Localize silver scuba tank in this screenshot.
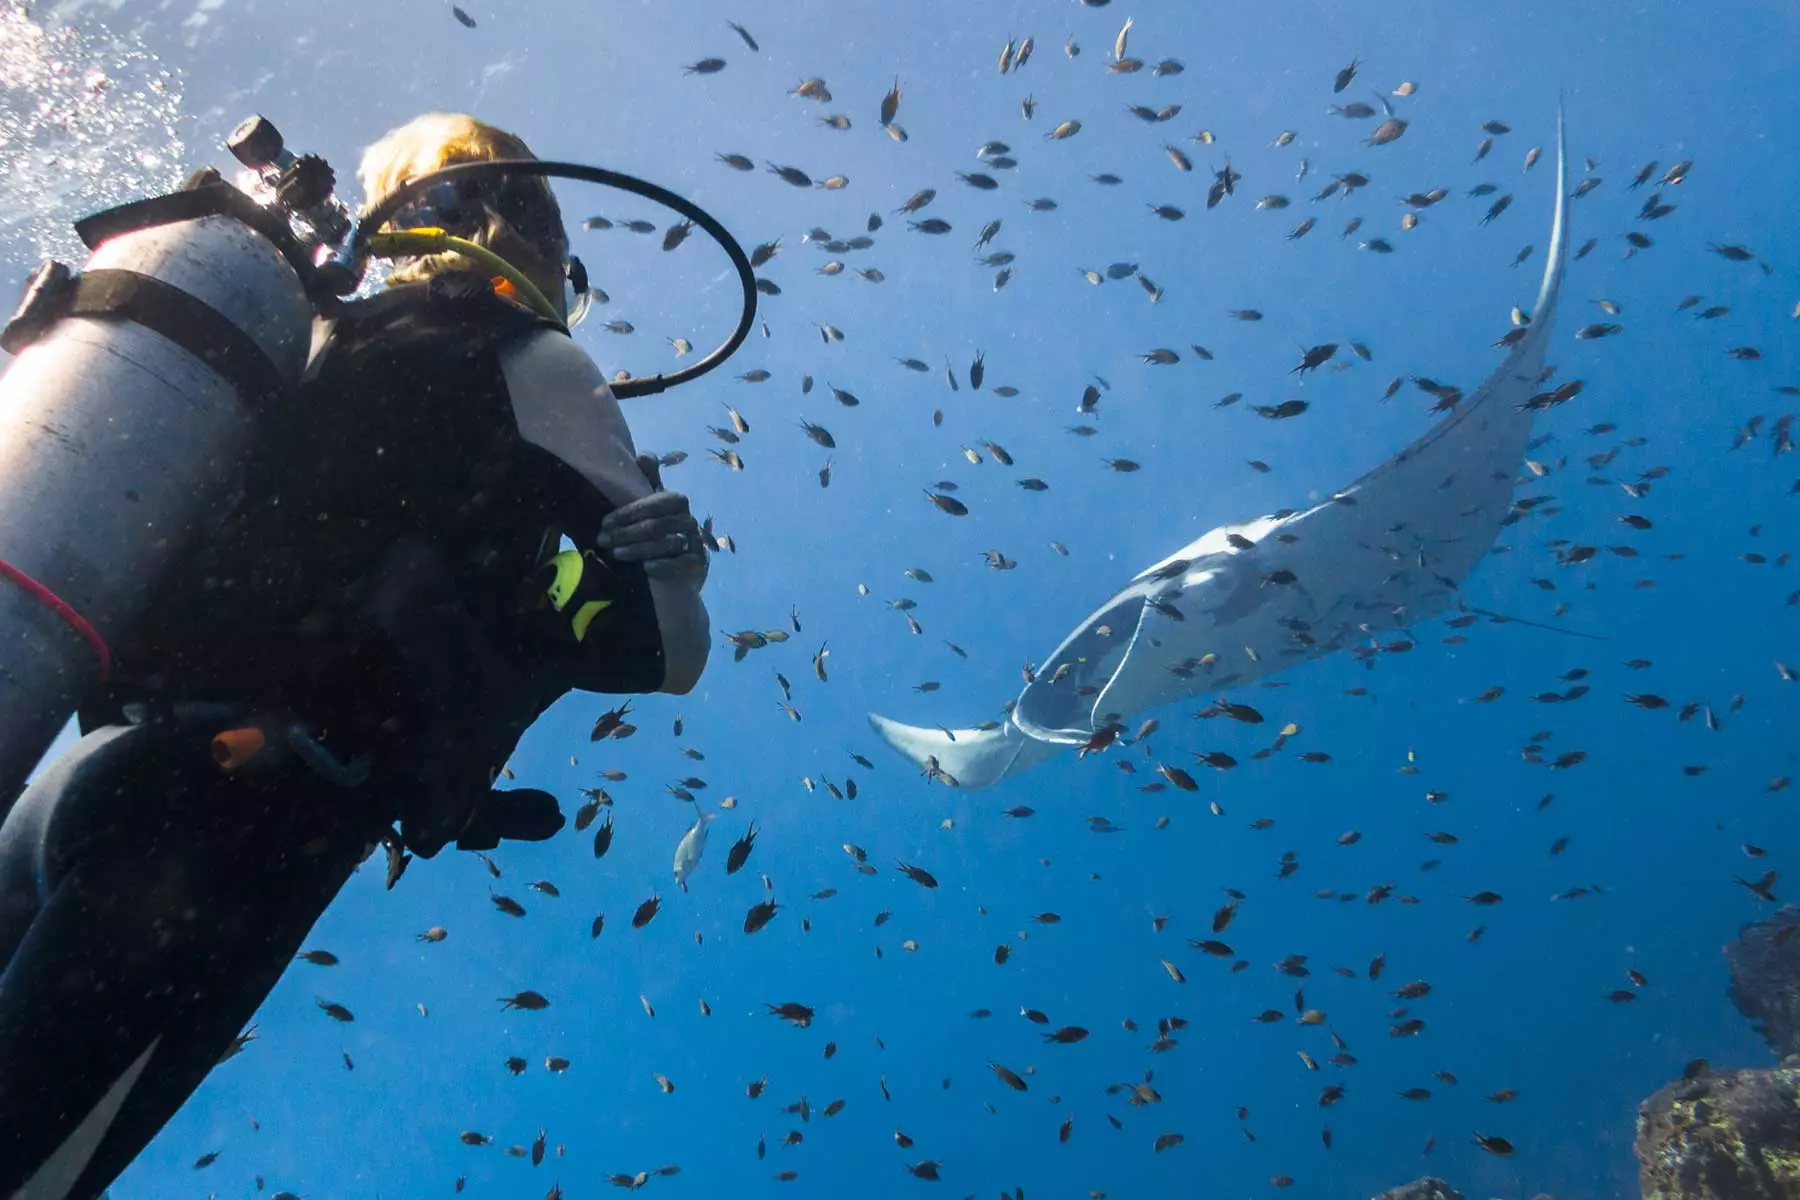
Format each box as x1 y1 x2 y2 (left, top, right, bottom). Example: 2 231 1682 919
0 116 345 814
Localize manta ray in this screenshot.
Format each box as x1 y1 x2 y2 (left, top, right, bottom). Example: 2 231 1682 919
870 111 1571 791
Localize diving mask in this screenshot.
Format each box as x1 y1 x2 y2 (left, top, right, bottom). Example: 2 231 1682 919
388 177 591 327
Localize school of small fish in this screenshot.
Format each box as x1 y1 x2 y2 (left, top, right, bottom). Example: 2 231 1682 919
185 7 1800 1198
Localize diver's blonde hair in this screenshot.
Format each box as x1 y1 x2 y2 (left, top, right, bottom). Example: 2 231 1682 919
357 112 567 288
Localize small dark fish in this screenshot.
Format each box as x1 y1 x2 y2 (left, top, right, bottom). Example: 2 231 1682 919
1474 1132 1514 1156
897 861 939 888
591 701 633 741
896 188 937 215
926 491 968 516
451 5 477 28
1367 118 1408 146
316 998 354 1022
1292 343 1337 374
768 1001 814 1027
745 898 780 934
989 1061 1028 1091
766 163 813 188
1253 400 1309 420
632 895 662 929
726 823 758 874
727 21 759 51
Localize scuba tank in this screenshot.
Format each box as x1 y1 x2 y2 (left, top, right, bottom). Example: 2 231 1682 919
0 116 343 812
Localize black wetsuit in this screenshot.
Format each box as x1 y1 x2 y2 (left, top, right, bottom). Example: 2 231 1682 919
0 277 664 1198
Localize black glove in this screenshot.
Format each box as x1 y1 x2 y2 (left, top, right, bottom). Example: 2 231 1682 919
454 787 566 852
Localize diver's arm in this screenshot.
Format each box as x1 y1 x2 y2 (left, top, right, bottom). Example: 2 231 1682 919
498 330 710 694
595 484 711 694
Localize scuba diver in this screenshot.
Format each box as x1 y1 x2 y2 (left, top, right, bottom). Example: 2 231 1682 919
0 113 724 1197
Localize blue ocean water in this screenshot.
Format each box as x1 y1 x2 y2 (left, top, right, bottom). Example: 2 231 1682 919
4 0 1798 1196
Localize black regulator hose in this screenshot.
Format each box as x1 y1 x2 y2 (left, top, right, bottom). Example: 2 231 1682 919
355 160 757 400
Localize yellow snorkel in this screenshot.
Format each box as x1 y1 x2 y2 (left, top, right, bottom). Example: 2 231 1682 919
365 228 564 326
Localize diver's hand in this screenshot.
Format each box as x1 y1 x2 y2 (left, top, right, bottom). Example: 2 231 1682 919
455 787 566 852
593 488 709 581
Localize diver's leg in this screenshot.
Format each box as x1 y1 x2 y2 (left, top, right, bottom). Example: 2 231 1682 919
0 719 380 1200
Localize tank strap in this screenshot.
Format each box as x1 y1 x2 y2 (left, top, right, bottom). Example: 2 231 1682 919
65 268 289 407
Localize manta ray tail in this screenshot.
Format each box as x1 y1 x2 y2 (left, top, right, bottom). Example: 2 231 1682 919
865 713 1059 791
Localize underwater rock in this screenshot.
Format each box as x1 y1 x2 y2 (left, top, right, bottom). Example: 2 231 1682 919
1636 1064 1800 1199
1371 1179 1463 1200
1726 905 1800 1059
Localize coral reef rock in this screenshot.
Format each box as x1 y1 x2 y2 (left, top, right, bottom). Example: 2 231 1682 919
1637 1064 1800 1199
1726 905 1800 1060
1371 1179 1463 1200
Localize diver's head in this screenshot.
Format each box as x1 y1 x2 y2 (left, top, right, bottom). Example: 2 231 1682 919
357 113 574 320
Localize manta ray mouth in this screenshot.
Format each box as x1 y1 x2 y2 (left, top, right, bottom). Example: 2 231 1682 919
1013 592 1146 743
1089 603 1156 736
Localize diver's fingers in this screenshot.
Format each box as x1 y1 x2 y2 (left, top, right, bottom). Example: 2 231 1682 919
603 517 702 559
602 490 690 531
